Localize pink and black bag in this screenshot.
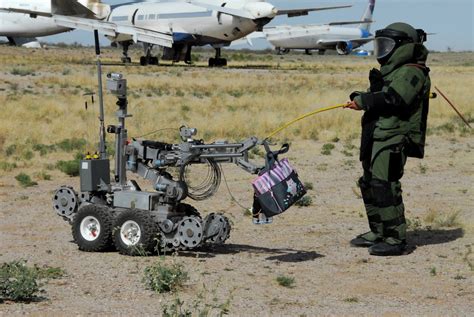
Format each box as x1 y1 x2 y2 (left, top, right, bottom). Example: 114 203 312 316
252 143 306 217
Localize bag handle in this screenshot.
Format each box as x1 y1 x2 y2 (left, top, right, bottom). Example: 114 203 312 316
262 142 290 172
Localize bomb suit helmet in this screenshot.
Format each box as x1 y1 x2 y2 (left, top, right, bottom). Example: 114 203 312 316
374 22 426 62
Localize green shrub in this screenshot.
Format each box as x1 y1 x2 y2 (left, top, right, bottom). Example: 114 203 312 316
5 144 17 156
11 68 35 76
0 261 40 302
0 161 17 172
35 171 52 181
56 160 80 177
303 181 314 190
56 138 87 152
32 143 56 156
295 196 312 207
0 260 65 302
276 275 295 288
34 265 65 280
343 297 359 303
15 173 38 188
22 150 34 161
56 152 83 177
321 143 335 155
143 261 188 293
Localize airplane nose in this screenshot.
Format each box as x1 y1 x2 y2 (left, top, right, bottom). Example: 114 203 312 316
244 2 277 19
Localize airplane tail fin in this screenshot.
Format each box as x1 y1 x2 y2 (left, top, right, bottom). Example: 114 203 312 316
358 0 375 31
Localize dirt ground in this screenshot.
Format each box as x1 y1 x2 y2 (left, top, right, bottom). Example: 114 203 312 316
1 133 473 316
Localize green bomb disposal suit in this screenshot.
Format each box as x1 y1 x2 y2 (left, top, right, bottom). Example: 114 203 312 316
350 23 431 254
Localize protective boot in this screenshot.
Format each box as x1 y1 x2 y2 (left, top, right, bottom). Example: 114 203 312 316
350 231 381 247
352 176 383 247
369 240 406 256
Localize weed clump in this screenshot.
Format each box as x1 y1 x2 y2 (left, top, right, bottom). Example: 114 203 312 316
56 152 83 177
424 209 461 229
5 144 17 157
11 68 35 76
295 196 312 207
276 275 295 288
343 297 359 303
32 143 56 156
0 260 64 302
56 138 87 152
143 260 188 293
0 161 17 172
321 143 335 155
303 181 314 190
0 261 39 302
15 173 38 188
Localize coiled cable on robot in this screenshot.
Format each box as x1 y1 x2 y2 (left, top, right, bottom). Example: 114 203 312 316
179 158 221 201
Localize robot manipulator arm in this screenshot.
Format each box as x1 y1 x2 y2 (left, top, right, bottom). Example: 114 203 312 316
127 127 263 174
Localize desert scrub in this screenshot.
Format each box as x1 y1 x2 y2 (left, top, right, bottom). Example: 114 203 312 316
34 171 52 181
0 260 65 302
0 161 17 172
10 67 35 76
15 173 38 188
303 181 314 190
424 209 461 229
143 260 188 293
343 297 359 303
162 287 232 317
406 217 423 231
0 260 39 302
321 143 335 155
56 152 83 177
295 196 312 207
276 275 295 288
56 138 87 152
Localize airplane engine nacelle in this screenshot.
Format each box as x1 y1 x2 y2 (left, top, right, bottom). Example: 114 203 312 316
336 41 353 55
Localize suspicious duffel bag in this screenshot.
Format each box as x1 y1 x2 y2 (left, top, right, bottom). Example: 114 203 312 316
252 144 306 217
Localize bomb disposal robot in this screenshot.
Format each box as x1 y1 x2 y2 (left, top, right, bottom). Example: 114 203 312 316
53 73 267 255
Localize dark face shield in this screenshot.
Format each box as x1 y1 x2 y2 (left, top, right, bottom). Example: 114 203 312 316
374 37 397 59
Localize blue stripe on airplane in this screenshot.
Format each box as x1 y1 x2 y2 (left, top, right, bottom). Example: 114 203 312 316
361 29 371 38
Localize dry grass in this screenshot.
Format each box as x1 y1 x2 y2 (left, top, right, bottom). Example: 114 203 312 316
0 46 473 173
424 208 462 229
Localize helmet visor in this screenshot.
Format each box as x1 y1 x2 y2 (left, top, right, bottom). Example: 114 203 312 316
374 37 396 59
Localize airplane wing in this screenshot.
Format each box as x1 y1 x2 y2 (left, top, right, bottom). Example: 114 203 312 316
277 5 352 18
0 1 173 47
53 15 173 47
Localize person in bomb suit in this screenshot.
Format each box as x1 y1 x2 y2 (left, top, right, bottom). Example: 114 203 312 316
345 22 431 256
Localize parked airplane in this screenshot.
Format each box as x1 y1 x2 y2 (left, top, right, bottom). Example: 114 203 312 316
0 0 110 48
262 0 375 55
0 0 352 66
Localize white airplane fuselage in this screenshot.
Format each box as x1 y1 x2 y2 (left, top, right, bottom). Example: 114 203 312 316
0 0 69 37
108 0 270 46
0 14 70 37
265 25 369 50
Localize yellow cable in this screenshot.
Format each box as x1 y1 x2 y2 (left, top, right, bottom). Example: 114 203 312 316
264 93 438 140
265 103 346 140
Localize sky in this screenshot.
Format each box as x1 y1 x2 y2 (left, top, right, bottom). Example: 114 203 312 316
41 0 474 51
